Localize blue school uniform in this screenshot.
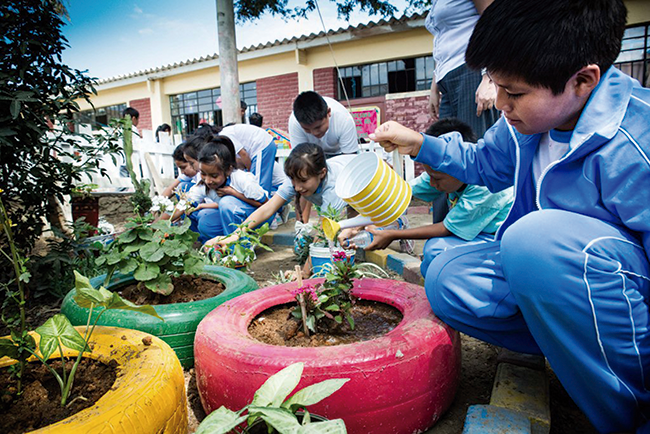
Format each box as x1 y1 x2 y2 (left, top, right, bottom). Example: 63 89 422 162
415 67 650 432
187 170 269 242
409 173 512 275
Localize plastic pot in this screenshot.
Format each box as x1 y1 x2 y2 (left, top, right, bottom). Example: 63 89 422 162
61 265 258 368
308 244 355 275
194 278 461 434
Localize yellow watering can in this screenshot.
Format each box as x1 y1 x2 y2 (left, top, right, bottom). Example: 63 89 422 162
322 152 411 240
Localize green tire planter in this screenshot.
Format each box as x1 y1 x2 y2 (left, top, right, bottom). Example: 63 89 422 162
61 265 258 368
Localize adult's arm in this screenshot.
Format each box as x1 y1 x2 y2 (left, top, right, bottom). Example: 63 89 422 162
428 73 440 120
472 0 496 115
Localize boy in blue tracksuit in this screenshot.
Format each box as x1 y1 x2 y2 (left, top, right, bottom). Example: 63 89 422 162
371 1 650 432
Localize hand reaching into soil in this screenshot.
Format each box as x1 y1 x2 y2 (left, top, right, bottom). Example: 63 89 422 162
369 121 424 157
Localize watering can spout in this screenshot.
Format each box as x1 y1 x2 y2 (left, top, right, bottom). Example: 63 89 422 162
322 215 374 241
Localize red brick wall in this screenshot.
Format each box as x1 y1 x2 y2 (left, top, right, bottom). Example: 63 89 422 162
257 72 299 131
128 98 152 131
313 67 337 98
384 94 433 176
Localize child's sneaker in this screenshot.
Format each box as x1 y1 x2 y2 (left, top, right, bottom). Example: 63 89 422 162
280 204 292 224
270 215 279 230
397 216 415 255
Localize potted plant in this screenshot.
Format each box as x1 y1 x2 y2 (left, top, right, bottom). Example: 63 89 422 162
70 183 100 229
61 210 258 368
195 362 347 434
194 254 461 434
307 205 354 276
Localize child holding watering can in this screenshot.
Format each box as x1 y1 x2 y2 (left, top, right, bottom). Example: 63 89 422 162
207 143 355 277
370 0 650 430
338 118 513 277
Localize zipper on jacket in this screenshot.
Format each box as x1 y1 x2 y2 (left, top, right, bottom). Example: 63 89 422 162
495 123 521 239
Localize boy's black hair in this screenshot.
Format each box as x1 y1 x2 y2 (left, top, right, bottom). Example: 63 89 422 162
172 144 186 162
122 107 139 119
249 112 263 127
466 0 627 95
284 142 327 182
240 100 247 110
426 118 477 142
192 123 219 140
293 91 328 125
198 136 237 174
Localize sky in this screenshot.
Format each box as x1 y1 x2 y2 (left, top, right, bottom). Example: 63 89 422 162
61 0 417 80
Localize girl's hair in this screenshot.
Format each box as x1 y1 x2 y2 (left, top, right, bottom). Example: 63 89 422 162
172 144 186 161
192 123 219 140
181 135 206 160
155 123 171 141
284 142 327 182
198 136 237 173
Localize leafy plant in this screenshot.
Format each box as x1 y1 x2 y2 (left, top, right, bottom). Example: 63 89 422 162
0 271 162 406
293 252 388 333
312 205 344 247
205 223 272 270
30 218 105 300
121 116 152 214
195 362 348 434
70 183 99 199
96 215 205 295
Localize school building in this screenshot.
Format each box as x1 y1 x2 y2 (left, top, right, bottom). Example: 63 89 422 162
76 3 650 141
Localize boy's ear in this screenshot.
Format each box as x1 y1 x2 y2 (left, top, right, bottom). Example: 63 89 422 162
573 64 600 97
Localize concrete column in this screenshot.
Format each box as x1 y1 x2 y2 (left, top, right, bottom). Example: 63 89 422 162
216 0 241 124
147 78 170 130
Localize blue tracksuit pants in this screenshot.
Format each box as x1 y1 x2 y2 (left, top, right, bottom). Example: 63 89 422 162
425 209 650 432
189 196 274 243
420 232 494 277
251 139 277 196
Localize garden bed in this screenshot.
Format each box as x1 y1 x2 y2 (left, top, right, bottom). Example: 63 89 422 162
119 274 226 305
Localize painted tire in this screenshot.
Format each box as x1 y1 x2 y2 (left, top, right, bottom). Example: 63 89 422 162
0 326 187 434
194 278 461 434
61 265 258 368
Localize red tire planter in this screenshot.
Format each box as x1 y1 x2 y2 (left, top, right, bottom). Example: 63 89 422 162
194 278 461 434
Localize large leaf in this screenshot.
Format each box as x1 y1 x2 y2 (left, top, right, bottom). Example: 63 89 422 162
161 239 187 257
151 219 172 232
282 379 349 410
140 241 165 262
252 362 303 408
35 314 87 360
194 406 247 434
119 257 139 274
250 407 300 431
134 262 160 281
144 274 174 296
184 255 206 275
105 249 123 265
0 339 19 360
118 229 138 243
290 419 347 434
104 293 163 321
123 240 147 254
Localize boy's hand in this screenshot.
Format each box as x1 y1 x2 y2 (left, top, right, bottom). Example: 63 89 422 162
216 186 235 197
365 226 394 250
369 121 424 157
337 227 361 248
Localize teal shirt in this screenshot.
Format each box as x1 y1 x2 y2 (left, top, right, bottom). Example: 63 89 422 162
409 172 514 241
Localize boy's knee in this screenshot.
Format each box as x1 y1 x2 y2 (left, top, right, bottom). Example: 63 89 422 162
424 251 461 322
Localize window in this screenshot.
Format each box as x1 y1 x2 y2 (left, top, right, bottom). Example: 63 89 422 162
170 82 257 137
75 103 126 132
338 55 434 99
614 22 649 87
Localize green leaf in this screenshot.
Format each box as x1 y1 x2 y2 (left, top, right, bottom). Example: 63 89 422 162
119 257 139 274
282 379 349 410
144 274 174 296
136 230 154 241
118 229 138 243
140 242 165 262
252 362 303 408
95 255 107 266
105 249 123 265
161 239 187 257
133 262 160 281
334 315 342 324
194 406 247 434
10 99 20 118
291 419 347 433
250 407 300 431
35 314 87 360
183 255 205 275
104 293 163 321
0 339 19 360
123 240 147 254
151 220 172 232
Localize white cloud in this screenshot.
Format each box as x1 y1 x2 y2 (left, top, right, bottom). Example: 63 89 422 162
134 5 143 14
139 28 154 35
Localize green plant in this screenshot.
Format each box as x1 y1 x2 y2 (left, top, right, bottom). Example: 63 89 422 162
293 252 388 333
195 362 348 434
0 271 162 406
31 218 104 300
205 223 272 270
121 116 152 214
313 205 344 247
70 183 99 199
96 215 205 295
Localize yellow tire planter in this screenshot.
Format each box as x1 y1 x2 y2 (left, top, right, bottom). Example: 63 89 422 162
0 326 187 434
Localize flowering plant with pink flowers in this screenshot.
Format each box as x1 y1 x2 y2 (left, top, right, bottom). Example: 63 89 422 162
291 251 386 333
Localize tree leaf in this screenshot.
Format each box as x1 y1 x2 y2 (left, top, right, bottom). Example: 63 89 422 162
252 362 303 408
194 406 247 434
35 314 87 360
282 379 349 410
139 241 165 262
133 262 160 281
104 293 163 321
0 339 20 360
